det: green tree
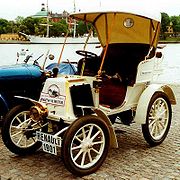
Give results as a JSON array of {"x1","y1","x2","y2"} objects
[
  {"x1": 171, "y1": 15, "x2": 180, "y2": 36},
  {"x1": 160, "y1": 13, "x2": 170, "y2": 39},
  {"x1": 15, "y1": 16, "x2": 24, "y2": 24},
  {"x1": 50, "y1": 20, "x2": 68, "y2": 37},
  {"x1": 0, "y1": 18, "x2": 9, "y2": 34},
  {"x1": 76, "y1": 21, "x2": 87, "y2": 36},
  {"x1": 22, "y1": 17, "x2": 37, "y2": 34},
  {"x1": 5, "y1": 21, "x2": 15, "y2": 33},
  {"x1": 37, "y1": 18, "x2": 49, "y2": 36},
  {"x1": 76, "y1": 21, "x2": 93, "y2": 37}
]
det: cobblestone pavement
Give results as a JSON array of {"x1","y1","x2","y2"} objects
[{"x1": 0, "y1": 85, "x2": 179, "y2": 180}]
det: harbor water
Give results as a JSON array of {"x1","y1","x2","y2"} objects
[
  {"x1": 0, "y1": 42, "x2": 102, "y2": 65},
  {"x1": 0, "y1": 42, "x2": 180, "y2": 83}
]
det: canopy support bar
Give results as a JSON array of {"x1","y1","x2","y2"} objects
[
  {"x1": 80, "y1": 27, "x2": 94, "y2": 76},
  {"x1": 98, "y1": 13, "x2": 116, "y2": 76}
]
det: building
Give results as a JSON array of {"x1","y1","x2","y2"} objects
[
  {"x1": 166, "y1": 22, "x2": 174, "y2": 34},
  {"x1": 32, "y1": 3, "x2": 69, "y2": 23}
]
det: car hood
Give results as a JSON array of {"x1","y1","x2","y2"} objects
[{"x1": 0, "y1": 64, "x2": 42, "y2": 80}]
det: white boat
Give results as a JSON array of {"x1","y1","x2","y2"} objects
[
  {"x1": 19, "y1": 1, "x2": 99, "y2": 44},
  {"x1": 26, "y1": 35, "x2": 99, "y2": 44}
]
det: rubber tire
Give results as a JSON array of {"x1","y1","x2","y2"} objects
[
  {"x1": 142, "y1": 92, "x2": 172, "y2": 146},
  {"x1": 61, "y1": 115, "x2": 110, "y2": 176},
  {"x1": 2, "y1": 104, "x2": 44, "y2": 155}
]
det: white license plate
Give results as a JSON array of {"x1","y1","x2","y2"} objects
[
  {"x1": 42, "y1": 143, "x2": 57, "y2": 155},
  {"x1": 36, "y1": 131, "x2": 62, "y2": 155}
]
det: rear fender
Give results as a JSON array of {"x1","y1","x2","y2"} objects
[
  {"x1": 94, "y1": 109, "x2": 118, "y2": 148},
  {"x1": 134, "y1": 84, "x2": 176, "y2": 124}
]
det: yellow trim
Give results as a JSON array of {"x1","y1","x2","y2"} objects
[{"x1": 68, "y1": 78, "x2": 85, "y2": 83}]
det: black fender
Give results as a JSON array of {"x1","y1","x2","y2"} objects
[
  {"x1": 0, "y1": 94, "x2": 34, "y2": 117},
  {"x1": 0, "y1": 93, "x2": 10, "y2": 116}
]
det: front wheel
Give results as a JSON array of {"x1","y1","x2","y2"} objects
[
  {"x1": 2, "y1": 104, "x2": 47, "y2": 155},
  {"x1": 142, "y1": 92, "x2": 172, "y2": 146},
  {"x1": 61, "y1": 115, "x2": 110, "y2": 176}
]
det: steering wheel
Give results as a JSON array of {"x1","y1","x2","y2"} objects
[{"x1": 76, "y1": 50, "x2": 98, "y2": 59}]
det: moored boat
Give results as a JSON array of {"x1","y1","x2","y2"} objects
[{"x1": 27, "y1": 35, "x2": 99, "y2": 44}]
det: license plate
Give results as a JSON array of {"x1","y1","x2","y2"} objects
[
  {"x1": 42, "y1": 143, "x2": 57, "y2": 155},
  {"x1": 36, "y1": 131, "x2": 62, "y2": 155}
]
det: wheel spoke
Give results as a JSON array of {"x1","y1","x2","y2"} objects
[
  {"x1": 11, "y1": 125, "x2": 21, "y2": 130},
  {"x1": 16, "y1": 134, "x2": 24, "y2": 145},
  {"x1": 155, "y1": 124, "x2": 159, "y2": 136},
  {"x1": 159, "y1": 109, "x2": 167, "y2": 117},
  {"x1": 149, "y1": 118, "x2": 156, "y2": 128},
  {"x1": 149, "y1": 116, "x2": 155, "y2": 120},
  {"x1": 16, "y1": 116, "x2": 23, "y2": 124},
  {"x1": 91, "y1": 130, "x2": 100, "y2": 141},
  {"x1": 87, "y1": 125, "x2": 93, "y2": 138},
  {"x1": 91, "y1": 147, "x2": 100, "y2": 155},
  {"x1": 16, "y1": 118, "x2": 31, "y2": 129},
  {"x1": 88, "y1": 150, "x2": 93, "y2": 162},
  {"x1": 31, "y1": 122, "x2": 42, "y2": 128},
  {"x1": 81, "y1": 151, "x2": 87, "y2": 166},
  {"x1": 92, "y1": 140, "x2": 103, "y2": 146},
  {"x1": 74, "y1": 149, "x2": 83, "y2": 162},
  {"x1": 158, "y1": 120, "x2": 165, "y2": 129},
  {"x1": 72, "y1": 144, "x2": 82, "y2": 151},
  {"x1": 75, "y1": 135, "x2": 83, "y2": 143},
  {"x1": 156, "y1": 122, "x2": 161, "y2": 136},
  {"x1": 157, "y1": 101, "x2": 161, "y2": 108},
  {"x1": 82, "y1": 127, "x2": 86, "y2": 139},
  {"x1": 151, "y1": 124, "x2": 157, "y2": 137},
  {"x1": 11, "y1": 131, "x2": 22, "y2": 138},
  {"x1": 23, "y1": 113, "x2": 27, "y2": 121},
  {"x1": 150, "y1": 108, "x2": 155, "y2": 117},
  {"x1": 150, "y1": 122, "x2": 157, "y2": 136}
]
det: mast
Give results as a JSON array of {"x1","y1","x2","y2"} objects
[
  {"x1": 46, "y1": 0, "x2": 49, "y2": 37},
  {"x1": 73, "y1": 0, "x2": 76, "y2": 38}
]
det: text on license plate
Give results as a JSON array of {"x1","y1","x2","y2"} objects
[{"x1": 36, "y1": 131, "x2": 62, "y2": 155}]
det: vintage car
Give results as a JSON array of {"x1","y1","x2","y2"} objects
[
  {"x1": 0, "y1": 52, "x2": 76, "y2": 125},
  {"x1": 1, "y1": 7, "x2": 176, "y2": 177},
  {"x1": 0, "y1": 54, "x2": 47, "y2": 124}
]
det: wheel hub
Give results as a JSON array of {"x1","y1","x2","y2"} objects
[
  {"x1": 155, "y1": 109, "x2": 164, "y2": 122},
  {"x1": 81, "y1": 138, "x2": 93, "y2": 151}
]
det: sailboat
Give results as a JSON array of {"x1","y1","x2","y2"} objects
[
  {"x1": 26, "y1": 34, "x2": 99, "y2": 44},
  {"x1": 26, "y1": 35, "x2": 99, "y2": 44},
  {"x1": 23, "y1": 1, "x2": 99, "y2": 44}
]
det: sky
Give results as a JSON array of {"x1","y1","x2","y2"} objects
[{"x1": 0, "y1": 0, "x2": 179, "y2": 21}]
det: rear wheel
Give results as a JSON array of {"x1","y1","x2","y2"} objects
[
  {"x1": 2, "y1": 104, "x2": 47, "y2": 155},
  {"x1": 61, "y1": 115, "x2": 110, "y2": 176},
  {"x1": 142, "y1": 92, "x2": 172, "y2": 146}
]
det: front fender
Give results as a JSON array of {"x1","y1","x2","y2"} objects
[
  {"x1": 15, "y1": 96, "x2": 47, "y2": 109},
  {"x1": 134, "y1": 84, "x2": 176, "y2": 124},
  {"x1": 94, "y1": 108, "x2": 118, "y2": 148}
]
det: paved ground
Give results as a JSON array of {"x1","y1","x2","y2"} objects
[{"x1": 0, "y1": 85, "x2": 179, "y2": 180}]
